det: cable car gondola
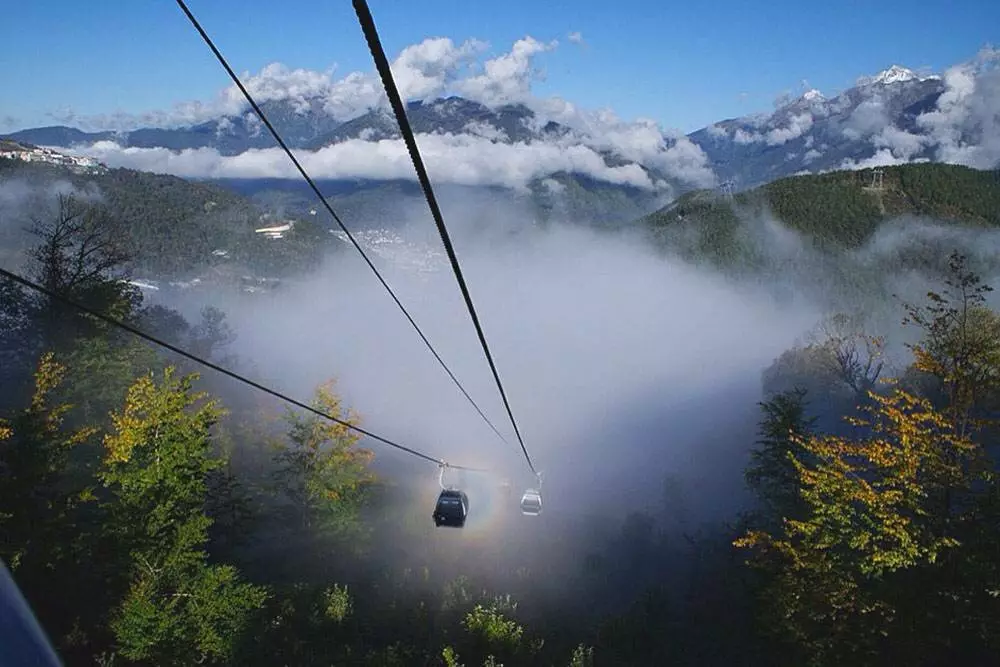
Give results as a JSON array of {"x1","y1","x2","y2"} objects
[
  {"x1": 433, "y1": 488, "x2": 469, "y2": 527},
  {"x1": 520, "y1": 488, "x2": 542, "y2": 516},
  {"x1": 433, "y1": 464, "x2": 469, "y2": 528}
]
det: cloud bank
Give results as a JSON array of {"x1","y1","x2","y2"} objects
[{"x1": 67, "y1": 135, "x2": 662, "y2": 191}]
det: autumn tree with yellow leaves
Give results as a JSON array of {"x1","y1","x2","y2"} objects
[
  {"x1": 738, "y1": 252, "x2": 1000, "y2": 666},
  {"x1": 270, "y1": 380, "x2": 375, "y2": 542},
  {"x1": 0, "y1": 353, "x2": 101, "y2": 656}
]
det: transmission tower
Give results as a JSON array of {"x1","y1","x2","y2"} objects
[
  {"x1": 720, "y1": 179, "x2": 736, "y2": 200},
  {"x1": 870, "y1": 167, "x2": 884, "y2": 190}
]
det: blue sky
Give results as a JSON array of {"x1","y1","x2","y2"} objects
[{"x1": 1, "y1": 0, "x2": 996, "y2": 134}]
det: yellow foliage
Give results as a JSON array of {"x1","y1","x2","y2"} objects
[
  {"x1": 22, "y1": 352, "x2": 98, "y2": 448},
  {"x1": 31, "y1": 352, "x2": 66, "y2": 412},
  {"x1": 735, "y1": 381, "x2": 989, "y2": 657},
  {"x1": 271, "y1": 377, "x2": 376, "y2": 538},
  {"x1": 103, "y1": 367, "x2": 219, "y2": 466},
  {"x1": 305, "y1": 378, "x2": 375, "y2": 476}
]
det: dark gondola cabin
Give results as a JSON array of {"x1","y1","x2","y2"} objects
[{"x1": 433, "y1": 489, "x2": 469, "y2": 527}]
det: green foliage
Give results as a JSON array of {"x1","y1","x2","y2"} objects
[
  {"x1": 761, "y1": 172, "x2": 884, "y2": 248},
  {"x1": 568, "y1": 643, "x2": 595, "y2": 667},
  {"x1": 204, "y1": 456, "x2": 256, "y2": 558},
  {"x1": 323, "y1": 583, "x2": 353, "y2": 623},
  {"x1": 644, "y1": 190, "x2": 757, "y2": 268},
  {"x1": 0, "y1": 278, "x2": 33, "y2": 391},
  {"x1": 100, "y1": 368, "x2": 267, "y2": 665},
  {"x1": 442, "y1": 575, "x2": 480, "y2": 611},
  {"x1": 900, "y1": 251, "x2": 1000, "y2": 435},
  {"x1": 76, "y1": 167, "x2": 261, "y2": 276},
  {"x1": 1, "y1": 160, "x2": 331, "y2": 279},
  {"x1": 642, "y1": 163, "x2": 1000, "y2": 273},
  {"x1": 463, "y1": 598, "x2": 524, "y2": 649},
  {"x1": 111, "y1": 563, "x2": 267, "y2": 665},
  {"x1": 99, "y1": 368, "x2": 224, "y2": 550},
  {"x1": 58, "y1": 335, "x2": 163, "y2": 426},
  {"x1": 442, "y1": 645, "x2": 464, "y2": 667},
  {"x1": 895, "y1": 163, "x2": 1000, "y2": 226},
  {"x1": 745, "y1": 388, "x2": 817, "y2": 522}
]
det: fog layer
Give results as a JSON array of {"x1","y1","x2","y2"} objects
[{"x1": 156, "y1": 209, "x2": 820, "y2": 527}]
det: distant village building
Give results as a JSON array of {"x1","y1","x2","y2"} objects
[
  {"x1": 254, "y1": 221, "x2": 294, "y2": 239},
  {"x1": 0, "y1": 142, "x2": 105, "y2": 173}
]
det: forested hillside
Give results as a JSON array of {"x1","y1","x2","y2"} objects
[
  {"x1": 642, "y1": 163, "x2": 1000, "y2": 266},
  {"x1": 0, "y1": 157, "x2": 332, "y2": 279}
]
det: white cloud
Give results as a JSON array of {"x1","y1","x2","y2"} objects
[
  {"x1": 315, "y1": 71, "x2": 385, "y2": 120},
  {"x1": 733, "y1": 128, "x2": 763, "y2": 144},
  {"x1": 916, "y1": 48, "x2": 1000, "y2": 169},
  {"x1": 873, "y1": 126, "x2": 929, "y2": 160},
  {"x1": 66, "y1": 135, "x2": 659, "y2": 191},
  {"x1": 705, "y1": 124, "x2": 728, "y2": 139},
  {"x1": 837, "y1": 148, "x2": 913, "y2": 171},
  {"x1": 224, "y1": 63, "x2": 336, "y2": 113},
  {"x1": 541, "y1": 177, "x2": 566, "y2": 193},
  {"x1": 765, "y1": 111, "x2": 814, "y2": 146},
  {"x1": 802, "y1": 148, "x2": 822, "y2": 163},
  {"x1": 658, "y1": 136, "x2": 718, "y2": 188},
  {"x1": 389, "y1": 37, "x2": 487, "y2": 101},
  {"x1": 841, "y1": 97, "x2": 888, "y2": 141},
  {"x1": 57, "y1": 37, "x2": 488, "y2": 131},
  {"x1": 513, "y1": 101, "x2": 716, "y2": 187},
  {"x1": 700, "y1": 47, "x2": 996, "y2": 174},
  {"x1": 223, "y1": 41, "x2": 487, "y2": 121},
  {"x1": 567, "y1": 31, "x2": 584, "y2": 45},
  {"x1": 462, "y1": 120, "x2": 510, "y2": 142},
  {"x1": 456, "y1": 36, "x2": 557, "y2": 106}
]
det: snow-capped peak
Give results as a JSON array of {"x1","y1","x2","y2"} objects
[
  {"x1": 874, "y1": 65, "x2": 917, "y2": 84},
  {"x1": 856, "y1": 64, "x2": 930, "y2": 87}
]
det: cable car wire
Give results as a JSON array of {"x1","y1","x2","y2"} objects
[
  {"x1": 173, "y1": 0, "x2": 509, "y2": 448},
  {"x1": 352, "y1": 0, "x2": 538, "y2": 476},
  {"x1": 0, "y1": 267, "x2": 488, "y2": 472}
]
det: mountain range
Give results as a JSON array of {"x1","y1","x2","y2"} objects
[
  {"x1": 5, "y1": 61, "x2": 999, "y2": 222},
  {"x1": 692, "y1": 66, "x2": 951, "y2": 187}
]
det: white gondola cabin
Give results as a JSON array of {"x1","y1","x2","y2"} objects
[{"x1": 520, "y1": 488, "x2": 542, "y2": 516}]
